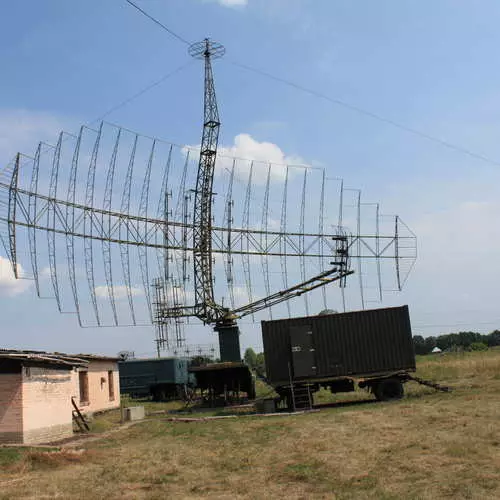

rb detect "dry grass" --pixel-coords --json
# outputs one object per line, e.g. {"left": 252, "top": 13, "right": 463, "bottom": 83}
{"left": 1, "top": 350, "right": 500, "bottom": 499}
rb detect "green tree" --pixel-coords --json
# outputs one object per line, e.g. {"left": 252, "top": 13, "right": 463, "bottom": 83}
{"left": 254, "top": 352, "right": 266, "bottom": 377}
{"left": 190, "top": 355, "right": 212, "bottom": 367}
{"left": 469, "top": 342, "right": 488, "bottom": 351}
{"left": 486, "top": 331, "right": 500, "bottom": 347}
{"left": 457, "top": 331, "right": 481, "bottom": 349}
{"left": 424, "top": 336, "right": 437, "bottom": 354}
{"left": 412, "top": 335, "right": 427, "bottom": 355}
{"left": 244, "top": 348, "right": 257, "bottom": 369}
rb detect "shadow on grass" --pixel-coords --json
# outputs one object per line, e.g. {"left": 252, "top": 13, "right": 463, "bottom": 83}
{"left": 313, "top": 398, "right": 377, "bottom": 410}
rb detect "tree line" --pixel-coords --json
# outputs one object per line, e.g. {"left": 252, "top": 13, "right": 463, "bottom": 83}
{"left": 243, "top": 348, "right": 266, "bottom": 376}
{"left": 242, "top": 330, "right": 500, "bottom": 368}
{"left": 413, "top": 330, "right": 500, "bottom": 355}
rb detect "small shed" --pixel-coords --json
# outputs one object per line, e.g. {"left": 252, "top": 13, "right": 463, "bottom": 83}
{"left": 0, "top": 351, "right": 87, "bottom": 444}
{"left": 0, "top": 349, "right": 121, "bottom": 445}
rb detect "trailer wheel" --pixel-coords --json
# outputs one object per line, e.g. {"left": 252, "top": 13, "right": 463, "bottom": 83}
{"left": 373, "top": 378, "right": 404, "bottom": 401}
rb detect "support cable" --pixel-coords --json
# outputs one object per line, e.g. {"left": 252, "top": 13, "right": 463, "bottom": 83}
{"left": 228, "top": 60, "right": 500, "bottom": 169}
{"left": 124, "top": 0, "right": 191, "bottom": 46}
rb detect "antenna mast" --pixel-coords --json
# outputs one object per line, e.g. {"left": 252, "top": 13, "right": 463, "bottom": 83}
{"left": 189, "top": 39, "right": 226, "bottom": 324}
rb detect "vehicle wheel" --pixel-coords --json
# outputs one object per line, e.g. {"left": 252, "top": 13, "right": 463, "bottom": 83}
{"left": 373, "top": 378, "right": 404, "bottom": 401}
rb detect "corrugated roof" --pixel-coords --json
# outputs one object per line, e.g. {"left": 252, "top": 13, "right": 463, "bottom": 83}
{"left": 69, "top": 353, "right": 120, "bottom": 362}
{"left": 0, "top": 349, "right": 88, "bottom": 367}
{"left": 0, "top": 349, "right": 119, "bottom": 367}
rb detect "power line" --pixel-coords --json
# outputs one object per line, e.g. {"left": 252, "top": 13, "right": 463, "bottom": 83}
{"left": 123, "top": 0, "right": 500, "bottom": 169}
{"left": 228, "top": 60, "right": 500, "bottom": 169}
{"left": 88, "top": 60, "right": 194, "bottom": 125}
{"left": 124, "top": 0, "right": 191, "bottom": 46}
{"left": 0, "top": 61, "right": 194, "bottom": 171}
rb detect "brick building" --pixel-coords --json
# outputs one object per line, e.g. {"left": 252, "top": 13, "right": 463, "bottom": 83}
{"left": 71, "top": 354, "right": 121, "bottom": 415}
{"left": 0, "top": 350, "right": 120, "bottom": 445}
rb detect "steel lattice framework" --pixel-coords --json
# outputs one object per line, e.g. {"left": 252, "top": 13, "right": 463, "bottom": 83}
{"left": 189, "top": 39, "right": 226, "bottom": 324}
{"left": 0, "top": 39, "right": 417, "bottom": 351}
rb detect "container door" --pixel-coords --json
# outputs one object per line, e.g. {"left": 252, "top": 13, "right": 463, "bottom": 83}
{"left": 290, "top": 325, "right": 316, "bottom": 378}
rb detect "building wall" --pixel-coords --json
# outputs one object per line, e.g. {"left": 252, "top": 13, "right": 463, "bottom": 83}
{"left": 72, "top": 360, "right": 120, "bottom": 415}
{"left": 22, "top": 366, "right": 74, "bottom": 444}
{"left": 0, "top": 372, "right": 23, "bottom": 444}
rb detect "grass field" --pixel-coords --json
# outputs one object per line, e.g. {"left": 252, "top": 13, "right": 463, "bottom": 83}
{"left": 1, "top": 350, "right": 500, "bottom": 499}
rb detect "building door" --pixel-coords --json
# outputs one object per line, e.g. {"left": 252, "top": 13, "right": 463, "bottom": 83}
{"left": 79, "top": 371, "right": 89, "bottom": 404}
{"left": 290, "top": 325, "right": 316, "bottom": 378}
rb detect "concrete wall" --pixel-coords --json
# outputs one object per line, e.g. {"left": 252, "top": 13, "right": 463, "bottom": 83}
{"left": 0, "top": 372, "right": 23, "bottom": 444}
{"left": 72, "top": 361, "right": 120, "bottom": 414}
{"left": 22, "top": 366, "right": 74, "bottom": 444}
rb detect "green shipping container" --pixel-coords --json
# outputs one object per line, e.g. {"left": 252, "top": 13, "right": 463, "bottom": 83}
{"left": 119, "top": 357, "right": 194, "bottom": 399}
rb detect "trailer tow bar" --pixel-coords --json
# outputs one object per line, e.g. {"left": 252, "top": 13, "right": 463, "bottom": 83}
{"left": 406, "top": 374, "right": 452, "bottom": 393}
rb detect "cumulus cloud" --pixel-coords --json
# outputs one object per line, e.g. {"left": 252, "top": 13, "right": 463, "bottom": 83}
{"left": 0, "top": 255, "right": 32, "bottom": 297}
{"left": 207, "top": 0, "right": 248, "bottom": 7}
{"left": 0, "top": 109, "right": 70, "bottom": 166}
{"left": 95, "top": 285, "right": 143, "bottom": 300}
{"left": 185, "top": 133, "right": 307, "bottom": 184}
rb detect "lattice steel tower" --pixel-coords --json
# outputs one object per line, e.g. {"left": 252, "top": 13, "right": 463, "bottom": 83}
{"left": 188, "top": 39, "right": 226, "bottom": 325}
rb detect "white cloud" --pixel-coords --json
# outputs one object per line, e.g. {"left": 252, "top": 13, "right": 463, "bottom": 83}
{"left": 0, "top": 109, "right": 70, "bottom": 167}
{"left": 414, "top": 200, "right": 500, "bottom": 265}
{"left": 185, "top": 133, "right": 307, "bottom": 184}
{"left": 219, "top": 0, "right": 247, "bottom": 5}
{"left": 0, "top": 255, "right": 32, "bottom": 297}
{"left": 207, "top": 0, "right": 248, "bottom": 7}
{"left": 386, "top": 198, "right": 500, "bottom": 330}
{"left": 95, "top": 285, "right": 143, "bottom": 300}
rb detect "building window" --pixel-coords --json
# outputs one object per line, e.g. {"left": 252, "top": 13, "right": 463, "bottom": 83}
{"left": 108, "top": 370, "right": 115, "bottom": 401}
{"left": 79, "top": 371, "right": 89, "bottom": 404}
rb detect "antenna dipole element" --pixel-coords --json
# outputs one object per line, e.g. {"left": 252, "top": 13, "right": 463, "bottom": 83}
{"left": 189, "top": 39, "right": 225, "bottom": 324}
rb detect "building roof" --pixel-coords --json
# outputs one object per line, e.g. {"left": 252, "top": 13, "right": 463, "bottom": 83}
{"left": 0, "top": 349, "right": 88, "bottom": 368}
{"left": 0, "top": 349, "right": 119, "bottom": 367}
{"left": 70, "top": 353, "right": 120, "bottom": 362}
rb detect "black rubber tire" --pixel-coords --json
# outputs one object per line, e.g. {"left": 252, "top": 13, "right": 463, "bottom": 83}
{"left": 373, "top": 378, "right": 404, "bottom": 401}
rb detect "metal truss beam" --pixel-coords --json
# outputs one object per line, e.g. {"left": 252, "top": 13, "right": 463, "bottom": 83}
{"left": 0, "top": 184, "right": 415, "bottom": 261}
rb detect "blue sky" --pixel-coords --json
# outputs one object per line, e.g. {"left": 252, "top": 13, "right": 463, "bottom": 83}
{"left": 1, "top": 0, "right": 500, "bottom": 356}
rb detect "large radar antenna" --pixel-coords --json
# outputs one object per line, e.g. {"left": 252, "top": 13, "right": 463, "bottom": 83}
{"left": 0, "top": 36, "right": 417, "bottom": 360}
